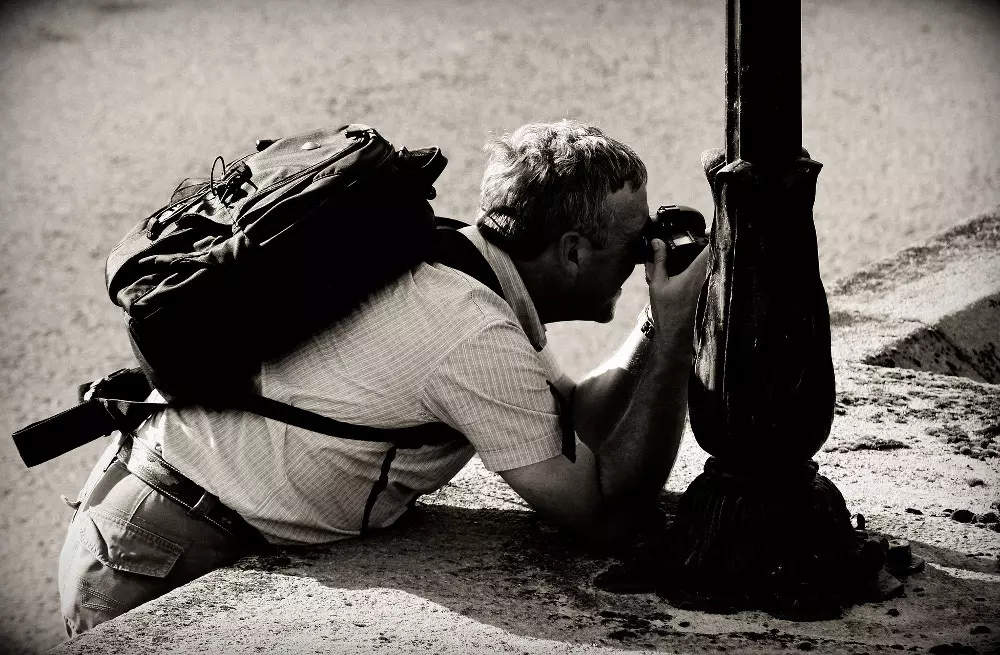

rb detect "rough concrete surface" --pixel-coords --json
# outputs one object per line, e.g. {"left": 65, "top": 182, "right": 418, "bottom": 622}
{"left": 52, "top": 361, "right": 1000, "bottom": 655}
{"left": 829, "top": 208, "right": 1000, "bottom": 383}
{"left": 2, "top": 0, "right": 1000, "bottom": 653}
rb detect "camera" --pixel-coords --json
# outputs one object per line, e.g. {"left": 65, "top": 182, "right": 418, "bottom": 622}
{"left": 641, "top": 205, "right": 709, "bottom": 276}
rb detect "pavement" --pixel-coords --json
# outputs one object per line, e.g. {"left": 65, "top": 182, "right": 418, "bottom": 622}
{"left": 1, "top": 0, "right": 999, "bottom": 652}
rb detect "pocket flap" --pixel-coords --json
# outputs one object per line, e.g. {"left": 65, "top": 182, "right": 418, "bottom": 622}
{"left": 78, "top": 506, "right": 184, "bottom": 578}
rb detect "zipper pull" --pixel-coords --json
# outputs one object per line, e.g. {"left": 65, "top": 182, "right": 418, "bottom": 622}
{"left": 146, "top": 211, "right": 171, "bottom": 240}
{"left": 344, "top": 126, "right": 375, "bottom": 140}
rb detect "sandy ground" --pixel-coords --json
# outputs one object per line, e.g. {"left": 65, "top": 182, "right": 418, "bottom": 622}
{"left": 0, "top": 0, "right": 998, "bottom": 652}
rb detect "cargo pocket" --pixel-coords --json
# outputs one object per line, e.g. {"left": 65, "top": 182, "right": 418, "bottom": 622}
{"left": 61, "top": 506, "right": 187, "bottom": 635}
{"left": 77, "top": 506, "right": 184, "bottom": 578}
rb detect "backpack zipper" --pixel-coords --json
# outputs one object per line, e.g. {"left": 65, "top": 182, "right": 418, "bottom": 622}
{"left": 145, "top": 151, "right": 254, "bottom": 240}
{"left": 235, "top": 127, "right": 376, "bottom": 229}
{"left": 144, "top": 128, "right": 376, "bottom": 239}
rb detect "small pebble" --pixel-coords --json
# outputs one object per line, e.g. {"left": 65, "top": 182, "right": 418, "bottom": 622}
{"left": 951, "top": 509, "right": 975, "bottom": 523}
{"left": 970, "top": 625, "right": 990, "bottom": 634}
{"left": 905, "top": 508, "right": 923, "bottom": 515}
{"left": 678, "top": 621, "right": 690, "bottom": 628}
{"left": 967, "top": 478, "right": 985, "bottom": 487}
{"left": 977, "top": 511, "right": 998, "bottom": 523}
{"left": 959, "top": 446, "right": 972, "bottom": 455}
{"left": 796, "top": 641, "right": 814, "bottom": 651}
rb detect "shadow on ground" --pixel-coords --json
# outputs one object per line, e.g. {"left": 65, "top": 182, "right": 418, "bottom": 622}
{"left": 232, "top": 500, "right": 999, "bottom": 653}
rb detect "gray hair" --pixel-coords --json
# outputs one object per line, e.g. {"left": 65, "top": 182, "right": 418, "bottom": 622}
{"left": 477, "top": 120, "right": 647, "bottom": 259}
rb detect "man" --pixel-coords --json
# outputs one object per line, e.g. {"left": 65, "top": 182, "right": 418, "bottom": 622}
{"left": 58, "top": 120, "right": 709, "bottom": 635}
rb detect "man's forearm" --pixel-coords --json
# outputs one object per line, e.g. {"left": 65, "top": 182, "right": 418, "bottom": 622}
{"left": 597, "top": 319, "right": 691, "bottom": 504}
{"left": 574, "top": 308, "right": 655, "bottom": 451}
{"left": 575, "top": 307, "right": 693, "bottom": 509}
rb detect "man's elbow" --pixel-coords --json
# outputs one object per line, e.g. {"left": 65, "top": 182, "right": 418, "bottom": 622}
{"left": 557, "top": 507, "right": 642, "bottom": 553}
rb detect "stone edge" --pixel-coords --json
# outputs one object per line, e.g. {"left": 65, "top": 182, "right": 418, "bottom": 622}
{"left": 828, "top": 206, "right": 1000, "bottom": 383}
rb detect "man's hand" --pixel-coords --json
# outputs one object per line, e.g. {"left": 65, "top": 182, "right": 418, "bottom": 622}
{"left": 645, "top": 238, "right": 710, "bottom": 341}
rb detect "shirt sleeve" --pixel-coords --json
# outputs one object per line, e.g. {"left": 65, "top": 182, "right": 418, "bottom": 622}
{"left": 421, "top": 319, "right": 565, "bottom": 472}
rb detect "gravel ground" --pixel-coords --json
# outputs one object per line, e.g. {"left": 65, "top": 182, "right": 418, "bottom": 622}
{"left": 1, "top": 0, "right": 998, "bottom": 652}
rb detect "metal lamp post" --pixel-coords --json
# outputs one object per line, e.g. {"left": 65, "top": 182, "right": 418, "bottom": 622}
{"left": 658, "top": 0, "right": 888, "bottom": 616}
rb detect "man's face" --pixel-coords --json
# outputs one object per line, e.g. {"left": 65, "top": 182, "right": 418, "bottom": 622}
{"left": 575, "top": 183, "right": 650, "bottom": 323}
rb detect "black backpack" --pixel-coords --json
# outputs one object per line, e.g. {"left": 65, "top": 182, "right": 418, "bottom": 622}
{"left": 13, "top": 124, "right": 506, "bottom": 467}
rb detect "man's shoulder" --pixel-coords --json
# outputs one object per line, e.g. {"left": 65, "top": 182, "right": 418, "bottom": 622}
{"left": 315, "top": 262, "right": 519, "bottom": 360}
{"left": 414, "top": 260, "right": 514, "bottom": 322}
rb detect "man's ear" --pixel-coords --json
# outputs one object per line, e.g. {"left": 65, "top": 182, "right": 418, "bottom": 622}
{"left": 556, "top": 232, "right": 591, "bottom": 276}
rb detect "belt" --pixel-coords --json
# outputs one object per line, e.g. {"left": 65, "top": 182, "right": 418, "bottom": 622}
{"left": 116, "top": 437, "right": 268, "bottom": 547}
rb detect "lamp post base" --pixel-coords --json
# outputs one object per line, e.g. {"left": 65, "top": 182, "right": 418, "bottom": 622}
{"left": 596, "top": 458, "right": 902, "bottom": 619}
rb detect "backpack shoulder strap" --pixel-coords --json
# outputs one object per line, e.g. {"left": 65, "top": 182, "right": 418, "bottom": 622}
{"left": 239, "top": 221, "right": 507, "bottom": 446}
{"left": 431, "top": 218, "right": 506, "bottom": 302}
{"left": 234, "top": 395, "right": 462, "bottom": 447}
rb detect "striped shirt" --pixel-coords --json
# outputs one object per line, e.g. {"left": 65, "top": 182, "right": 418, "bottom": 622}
{"left": 137, "top": 226, "right": 574, "bottom": 545}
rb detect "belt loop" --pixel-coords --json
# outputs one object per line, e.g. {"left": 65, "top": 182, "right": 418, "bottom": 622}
{"left": 187, "top": 491, "right": 219, "bottom": 519}
{"left": 60, "top": 494, "right": 82, "bottom": 510}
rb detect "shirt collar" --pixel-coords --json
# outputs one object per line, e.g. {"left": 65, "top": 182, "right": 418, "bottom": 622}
{"left": 460, "top": 225, "right": 547, "bottom": 351}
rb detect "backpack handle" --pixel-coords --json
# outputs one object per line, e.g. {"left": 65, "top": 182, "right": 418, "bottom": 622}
{"left": 398, "top": 147, "right": 448, "bottom": 198}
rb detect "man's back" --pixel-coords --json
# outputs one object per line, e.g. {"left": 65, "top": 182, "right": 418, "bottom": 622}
{"left": 137, "top": 229, "right": 568, "bottom": 544}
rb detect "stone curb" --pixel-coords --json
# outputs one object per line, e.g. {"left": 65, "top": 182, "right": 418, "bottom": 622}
{"left": 829, "top": 207, "right": 1000, "bottom": 383}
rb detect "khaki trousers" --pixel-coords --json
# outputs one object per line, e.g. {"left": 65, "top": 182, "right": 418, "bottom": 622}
{"left": 58, "top": 438, "right": 254, "bottom": 637}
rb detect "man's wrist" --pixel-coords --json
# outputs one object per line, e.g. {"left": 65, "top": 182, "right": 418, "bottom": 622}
{"left": 639, "top": 303, "right": 655, "bottom": 339}
{"left": 640, "top": 302, "right": 696, "bottom": 375}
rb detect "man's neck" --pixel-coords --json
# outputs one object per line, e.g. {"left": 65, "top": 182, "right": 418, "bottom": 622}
{"left": 509, "top": 255, "right": 569, "bottom": 325}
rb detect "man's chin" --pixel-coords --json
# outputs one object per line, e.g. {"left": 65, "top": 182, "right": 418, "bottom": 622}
{"left": 574, "top": 291, "right": 621, "bottom": 323}
{"left": 594, "top": 298, "right": 619, "bottom": 323}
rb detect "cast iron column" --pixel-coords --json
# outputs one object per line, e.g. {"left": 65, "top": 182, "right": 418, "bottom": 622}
{"left": 660, "top": 0, "right": 883, "bottom": 616}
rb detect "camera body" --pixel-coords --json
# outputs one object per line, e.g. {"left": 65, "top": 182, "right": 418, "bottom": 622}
{"left": 642, "top": 204, "right": 709, "bottom": 276}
